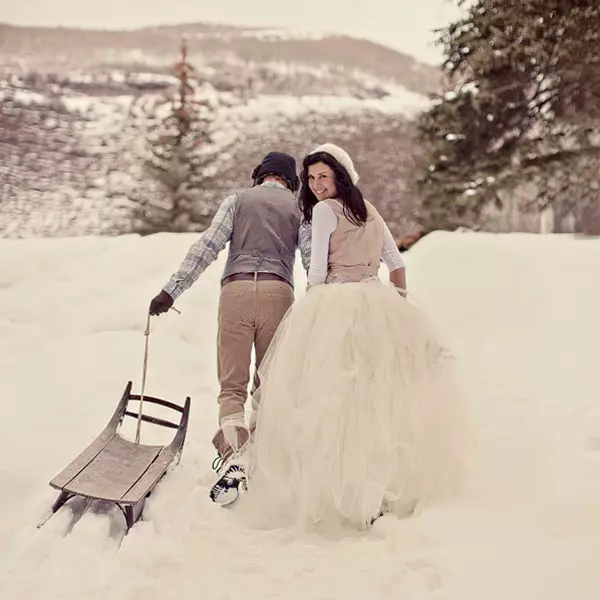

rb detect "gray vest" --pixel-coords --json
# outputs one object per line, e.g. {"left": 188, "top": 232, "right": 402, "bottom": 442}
{"left": 221, "top": 184, "right": 300, "bottom": 287}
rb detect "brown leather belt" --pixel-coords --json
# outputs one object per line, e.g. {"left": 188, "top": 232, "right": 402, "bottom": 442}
{"left": 222, "top": 272, "right": 289, "bottom": 286}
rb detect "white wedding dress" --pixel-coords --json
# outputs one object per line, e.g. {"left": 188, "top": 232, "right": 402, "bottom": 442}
{"left": 243, "top": 278, "right": 469, "bottom": 530}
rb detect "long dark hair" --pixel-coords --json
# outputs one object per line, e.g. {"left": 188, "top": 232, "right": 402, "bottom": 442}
{"left": 298, "top": 151, "right": 367, "bottom": 226}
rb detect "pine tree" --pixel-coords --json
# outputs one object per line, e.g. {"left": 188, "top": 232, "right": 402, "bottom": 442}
{"left": 131, "top": 38, "right": 233, "bottom": 234}
{"left": 415, "top": 0, "right": 600, "bottom": 231}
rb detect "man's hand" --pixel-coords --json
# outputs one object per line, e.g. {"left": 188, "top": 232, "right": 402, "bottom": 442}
{"left": 149, "top": 291, "right": 174, "bottom": 316}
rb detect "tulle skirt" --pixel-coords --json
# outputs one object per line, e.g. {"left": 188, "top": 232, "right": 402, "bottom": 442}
{"left": 243, "top": 279, "right": 470, "bottom": 530}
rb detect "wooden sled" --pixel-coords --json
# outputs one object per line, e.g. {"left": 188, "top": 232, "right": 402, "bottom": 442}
{"left": 44, "top": 381, "right": 191, "bottom": 531}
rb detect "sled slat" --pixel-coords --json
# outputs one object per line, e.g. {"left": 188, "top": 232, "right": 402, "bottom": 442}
{"left": 120, "top": 447, "right": 177, "bottom": 503}
{"left": 128, "top": 394, "right": 185, "bottom": 413}
{"left": 61, "top": 435, "right": 163, "bottom": 503}
{"left": 49, "top": 429, "right": 117, "bottom": 491}
{"left": 124, "top": 411, "right": 180, "bottom": 430}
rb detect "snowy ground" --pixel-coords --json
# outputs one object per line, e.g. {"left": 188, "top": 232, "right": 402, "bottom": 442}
{"left": 1, "top": 230, "right": 600, "bottom": 599}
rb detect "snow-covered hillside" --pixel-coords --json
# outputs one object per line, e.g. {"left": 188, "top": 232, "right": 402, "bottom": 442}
{"left": 0, "top": 23, "right": 441, "bottom": 96}
{"left": 0, "top": 80, "right": 426, "bottom": 239}
{"left": 1, "top": 231, "right": 600, "bottom": 599}
{"left": 0, "top": 22, "right": 438, "bottom": 240}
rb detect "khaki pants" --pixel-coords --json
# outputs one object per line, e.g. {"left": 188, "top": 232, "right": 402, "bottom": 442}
{"left": 212, "top": 279, "right": 294, "bottom": 460}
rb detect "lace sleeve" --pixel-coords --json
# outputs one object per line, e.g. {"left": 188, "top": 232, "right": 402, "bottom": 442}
{"left": 381, "top": 222, "right": 405, "bottom": 271}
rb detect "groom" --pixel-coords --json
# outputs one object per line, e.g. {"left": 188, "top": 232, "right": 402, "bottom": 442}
{"left": 149, "top": 151, "right": 311, "bottom": 500}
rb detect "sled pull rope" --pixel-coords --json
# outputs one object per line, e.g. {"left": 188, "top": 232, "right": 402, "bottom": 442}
{"left": 135, "top": 313, "right": 151, "bottom": 444}
{"left": 135, "top": 306, "right": 180, "bottom": 444}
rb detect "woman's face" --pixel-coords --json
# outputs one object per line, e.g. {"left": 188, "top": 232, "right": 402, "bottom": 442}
{"left": 307, "top": 162, "right": 337, "bottom": 201}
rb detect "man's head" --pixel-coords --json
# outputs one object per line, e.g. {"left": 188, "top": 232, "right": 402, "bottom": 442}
{"left": 251, "top": 152, "right": 299, "bottom": 192}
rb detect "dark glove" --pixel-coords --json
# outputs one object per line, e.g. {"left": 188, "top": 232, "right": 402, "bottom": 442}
{"left": 149, "top": 291, "right": 174, "bottom": 316}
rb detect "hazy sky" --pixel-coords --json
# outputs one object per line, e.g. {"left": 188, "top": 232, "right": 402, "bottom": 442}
{"left": 0, "top": 0, "right": 464, "bottom": 65}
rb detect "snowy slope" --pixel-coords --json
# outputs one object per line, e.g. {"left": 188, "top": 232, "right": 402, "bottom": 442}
{"left": 1, "top": 231, "right": 600, "bottom": 599}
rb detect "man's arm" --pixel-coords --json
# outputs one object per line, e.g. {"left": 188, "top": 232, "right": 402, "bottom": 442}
{"left": 162, "top": 194, "right": 237, "bottom": 301}
{"left": 298, "top": 220, "right": 312, "bottom": 273}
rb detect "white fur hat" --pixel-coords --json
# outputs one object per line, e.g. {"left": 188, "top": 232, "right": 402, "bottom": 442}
{"left": 309, "top": 143, "right": 359, "bottom": 185}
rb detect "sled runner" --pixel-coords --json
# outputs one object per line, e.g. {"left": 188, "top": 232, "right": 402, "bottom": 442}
{"left": 44, "top": 380, "right": 190, "bottom": 530}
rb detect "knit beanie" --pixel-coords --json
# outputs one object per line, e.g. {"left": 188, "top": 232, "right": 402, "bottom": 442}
{"left": 251, "top": 152, "right": 299, "bottom": 191}
{"left": 309, "top": 143, "right": 359, "bottom": 185}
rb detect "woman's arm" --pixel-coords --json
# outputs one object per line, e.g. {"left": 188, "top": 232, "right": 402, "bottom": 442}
{"left": 307, "top": 202, "right": 337, "bottom": 286}
{"left": 389, "top": 267, "right": 407, "bottom": 294}
{"left": 381, "top": 222, "right": 407, "bottom": 295}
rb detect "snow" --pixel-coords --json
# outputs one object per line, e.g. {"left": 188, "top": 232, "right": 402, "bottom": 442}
{"left": 1, "top": 231, "right": 600, "bottom": 599}
{"left": 0, "top": 88, "right": 48, "bottom": 106}
{"left": 445, "top": 133, "right": 465, "bottom": 141}
{"left": 229, "top": 89, "right": 430, "bottom": 121}
{"left": 185, "top": 26, "right": 332, "bottom": 43}
{"left": 234, "top": 28, "right": 329, "bottom": 42}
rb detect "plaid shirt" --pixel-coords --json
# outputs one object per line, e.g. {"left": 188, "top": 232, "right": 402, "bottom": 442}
{"left": 163, "top": 181, "right": 312, "bottom": 300}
